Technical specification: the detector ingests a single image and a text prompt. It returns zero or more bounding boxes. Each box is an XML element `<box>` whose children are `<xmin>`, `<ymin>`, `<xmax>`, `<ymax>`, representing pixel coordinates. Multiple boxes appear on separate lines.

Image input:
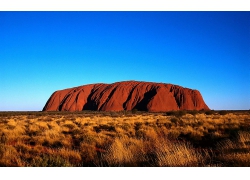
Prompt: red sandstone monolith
<box><xmin>43</xmin><ymin>81</ymin><xmax>210</xmax><ymax>112</ymax></box>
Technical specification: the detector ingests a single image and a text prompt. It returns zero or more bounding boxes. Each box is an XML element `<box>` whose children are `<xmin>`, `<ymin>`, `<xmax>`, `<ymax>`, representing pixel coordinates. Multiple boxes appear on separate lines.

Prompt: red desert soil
<box><xmin>43</xmin><ymin>81</ymin><xmax>210</xmax><ymax>112</ymax></box>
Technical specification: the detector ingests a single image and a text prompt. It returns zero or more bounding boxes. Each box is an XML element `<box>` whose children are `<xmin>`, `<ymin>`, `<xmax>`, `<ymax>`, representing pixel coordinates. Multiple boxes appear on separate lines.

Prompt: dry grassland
<box><xmin>0</xmin><ymin>110</ymin><xmax>250</xmax><ymax>167</ymax></box>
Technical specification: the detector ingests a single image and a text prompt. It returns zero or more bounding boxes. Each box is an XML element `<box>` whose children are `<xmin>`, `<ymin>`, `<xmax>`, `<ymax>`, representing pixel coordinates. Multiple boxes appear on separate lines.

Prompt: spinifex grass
<box><xmin>0</xmin><ymin>110</ymin><xmax>249</xmax><ymax>166</ymax></box>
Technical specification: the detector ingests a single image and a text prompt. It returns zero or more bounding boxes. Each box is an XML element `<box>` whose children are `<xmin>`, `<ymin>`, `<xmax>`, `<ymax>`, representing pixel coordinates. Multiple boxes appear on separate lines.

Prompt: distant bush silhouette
<box><xmin>204</xmin><ymin>110</ymin><xmax>215</xmax><ymax>115</ymax></box>
<box><xmin>218</xmin><ymin>110</ymin><xmax>228</xmax><ymax>115</ymax></box>
<box><xmin>132</xmin><ymin>109</ymin><xmax>138</xmax><ymax>114</ymax></box>
<box><xmin>166</xmin><ymin>110</ymin><xmax>186</xmax><ymax>117</ymax></box>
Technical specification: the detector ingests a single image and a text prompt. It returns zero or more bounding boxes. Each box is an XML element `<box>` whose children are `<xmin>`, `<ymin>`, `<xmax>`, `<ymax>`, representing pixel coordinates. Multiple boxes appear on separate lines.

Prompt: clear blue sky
<box><xmin>0</xmin><ymin>11</ymin><xmax>249</xmax><ymax>111</ymax></box>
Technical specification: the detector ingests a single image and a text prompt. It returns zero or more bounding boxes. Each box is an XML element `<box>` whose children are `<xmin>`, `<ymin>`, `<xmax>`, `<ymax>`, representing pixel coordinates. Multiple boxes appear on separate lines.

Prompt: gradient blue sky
<box><xmin>0</xmin><ymin>11</ymin><xmax>249</xmax><ymax>111</ymax></box>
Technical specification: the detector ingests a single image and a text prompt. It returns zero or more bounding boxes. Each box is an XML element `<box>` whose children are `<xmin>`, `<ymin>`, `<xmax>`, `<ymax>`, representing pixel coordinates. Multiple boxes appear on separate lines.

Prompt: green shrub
<box><xmin>30</xmin><ymin>154</ymin><xmax>72</xmax><ymax>167</ymax></box>
<box><xmin>187</xmin><ymin>110</ymin><xmax>199</xmax><ymax>116</ymax></box>
<box><xmin>170</xmin><ymin>117</ymin><xmax>179</xmax><ymax>124</ymax></box>
<box><xmin>218</xmin><ymin>111</ymin><xmax>228</xmax><ymax>115</ymax></box>
<box><xmin>132</xmin><ymin>109</ymin><xmax>138</xmax><ymax>114</ymax></box>
<box><xmin>166</xmin><ymin>111</ymin><xmax>186</xmax><ymax>118</ymax></box>
<box><xmin>94</xmin><ymin>125</ymin><xmax>116</xmax><ymax>133</ymax></box>
<box><xmin>204</xmin><ymin>110</ymin><xmax>215</xmax><ymax>115</ymax></box>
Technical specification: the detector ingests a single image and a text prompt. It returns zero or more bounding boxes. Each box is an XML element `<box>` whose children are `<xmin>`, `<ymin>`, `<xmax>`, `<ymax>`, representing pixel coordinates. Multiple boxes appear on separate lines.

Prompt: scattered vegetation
<box><xmin>0</xmin><ymin>110</ymin><xmax>250</xmax><ymax>167</ymax></box>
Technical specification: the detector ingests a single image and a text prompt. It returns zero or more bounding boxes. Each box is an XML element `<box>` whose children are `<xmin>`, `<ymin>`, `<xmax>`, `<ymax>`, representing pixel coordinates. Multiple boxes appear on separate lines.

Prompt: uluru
<box><xmin>42</xmin><ymin>81</ymin><xmax>210</xmax><ymax>112</ymax></box>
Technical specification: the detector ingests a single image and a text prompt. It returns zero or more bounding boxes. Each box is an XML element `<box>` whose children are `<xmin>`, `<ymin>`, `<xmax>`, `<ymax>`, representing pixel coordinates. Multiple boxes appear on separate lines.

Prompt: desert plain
<box><xmin>0</xmin><ymin>110</ymin><xmax>250</xmax><ymax>167</ymax></box>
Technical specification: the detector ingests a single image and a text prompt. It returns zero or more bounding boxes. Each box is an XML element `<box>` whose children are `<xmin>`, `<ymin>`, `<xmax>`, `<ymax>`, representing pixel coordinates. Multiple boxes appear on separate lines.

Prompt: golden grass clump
<box><xmin>154</xmin><ymin>139</ymin><xmax>202</xmax><ymax>167</ymax></box>
<box><xmin>216</xmin><ymin>131</ymin><xmax>250</xmax><ymax>166</ymax></box>
<box><xmin>0</xmin><ymin>144</ymin><xmax>23</xmax><ymax>166</ymax></box>
<box><xmin>102</xmin><ymin>136</ymin><xmax>147</xmax><ymax>166</ymax></box>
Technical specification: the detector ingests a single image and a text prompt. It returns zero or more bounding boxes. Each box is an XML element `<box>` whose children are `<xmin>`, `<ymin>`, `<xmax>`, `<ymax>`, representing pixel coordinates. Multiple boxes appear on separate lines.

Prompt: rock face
<box><xmin>43</xmin><ymin>81</ymin><xmax>210</xmax><ymax>112</ymax></box>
